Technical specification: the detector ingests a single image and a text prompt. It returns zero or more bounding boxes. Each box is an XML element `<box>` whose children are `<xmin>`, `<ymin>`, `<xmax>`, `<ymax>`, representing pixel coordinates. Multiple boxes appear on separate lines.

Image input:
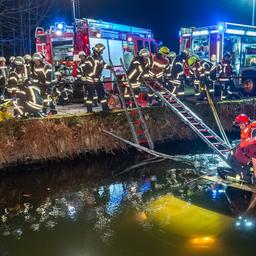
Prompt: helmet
<box><xmin>24</xmin><ymin>54</ymin><xmax>32</xmax><ymax>61</ymax></box>
<box><xmin>32</xmin><ymin>52</ymin><xmax>43</xmax><ymax>61</ymax></box>
<box><xmin>234</xmin><ymin>114</ymin><xmax>250</xmax><ymax>125</ymax></box>
<box><xmin>55</xmin><ymin>71</ymin><xmax>62</xmax><ymax>77</ymax></box>
<box><xmin>159</xmin><ymin>46</ymin><xmax>170</xmax><ymax>55</ymax></box>
<box><xmin>0</xmin><ymin>57</ymin><xmax>6</xmax><ymax>63</ymax></box>
<box><xmin>139</xmin><ymin>48</ymin><xmax>150</xmax><ymax>58</ymax></box>
<box><xmin>9</xmin><ymin>56</ymin><xmax>15</xmax><ymax>63</ymax></box>
<box><xmin>169</xmin><ymin>51</ymin><xmax>176</xmax><ymax>58</ymax></box>
<box><xmin>92</xmin><ymin>43</ymin><xmax>105</xmax><ymax>54</ymax></box>
<box><xmin>14</xmin><ymin>56</ymin><xmax>25</xmax><ymax>66</ymax></box>
<box><xmin>78</xmin><ymin>51</ymin><xmax>86</xmax><ymax>57</ymax></box>
<box><xmin>182</xmin><ymin>48</ymin><xmax>192</xmax><ymax>57</ymax></box>
<box><xmin>188</xmin><ymin>55</ymin><xmax>199</xmax><ymax>66</ymax></box>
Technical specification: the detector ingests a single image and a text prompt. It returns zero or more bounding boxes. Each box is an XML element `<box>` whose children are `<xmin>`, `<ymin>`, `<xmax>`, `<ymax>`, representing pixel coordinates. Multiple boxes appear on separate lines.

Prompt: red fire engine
<box><xmin>180</xmin><ymin>22</ymin><xmax>256</xmax><ymax>95</ymax></box>
<box><xmin>35</xmin><ymin>18</ymin><xmax>158</xmax><ymax>78</ymax></box>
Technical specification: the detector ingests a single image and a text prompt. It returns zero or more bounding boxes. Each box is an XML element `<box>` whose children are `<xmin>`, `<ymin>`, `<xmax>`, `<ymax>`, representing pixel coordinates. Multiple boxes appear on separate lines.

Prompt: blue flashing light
<box><xmin>57</xmin><ymin>23</ymin><xmax>64</xmax><ymax>30</ymax></box>
<box><xmin>218</xmin><ymin>25</ymin><xmax>224</xmax><ymax>32</ymax></box>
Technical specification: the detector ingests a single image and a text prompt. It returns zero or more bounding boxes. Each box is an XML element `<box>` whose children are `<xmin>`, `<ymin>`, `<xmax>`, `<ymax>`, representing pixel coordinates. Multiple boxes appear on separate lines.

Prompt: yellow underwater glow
<box><xmin>147</xmin><ymin>195</ymin><xmax>233</xmax><ymax>238</ymax></box>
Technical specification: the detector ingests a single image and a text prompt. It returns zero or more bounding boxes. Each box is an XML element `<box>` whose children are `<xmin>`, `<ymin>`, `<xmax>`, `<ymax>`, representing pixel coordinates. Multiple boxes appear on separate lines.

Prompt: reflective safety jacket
<box><xmin>77</xmin><ymin>60</ymin><xmax>86</xmax><ymax>80</ymax></box>
<box><xmin>127</xmin><ymin>56</ymin><xmax>151</xmax><ymax>88</ymax></box>
<box><xmin>7</xmin><ymin>69</ymin><xmax>27</xmax><ymax>92</ymax></box>
<box><xmin>0</xmin><ymin>66</ymin><xmax>9</xmax><ymax>88</ymax></box>
<box><xmin>217</xmin><ymin>60</ymin><xmax>233</xmax><ymax>81</ymax></box>
<box><xmin>149</xmin><ymin>53</ymin><xmax>170</xmax><ymax>81</ymax></box>
<box><xmin>169</xmin><ymin>55</ymin><xmax>186</xmax><ymax>86</ymax></box>
<box><xmin>240</xmin><ymin>122</ymin><xmax>256</xmax><ymax>142</ymax></box>
<box><xmin>31</xmin><ymin>61</ymin><xmax>53</xmax><ymax>87</ymax></box>
<box><xmin>83</xmin><ymin>54</ymin><xmax>110</xmax><ymax>84</ymax></box>
<box><xmin>192</xmin><ymin>60</ymin><xmax>212</xmax><ymax>81</ymax></box>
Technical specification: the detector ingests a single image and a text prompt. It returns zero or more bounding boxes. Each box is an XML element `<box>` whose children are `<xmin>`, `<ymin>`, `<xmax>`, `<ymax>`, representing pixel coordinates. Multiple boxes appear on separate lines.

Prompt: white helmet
<box><xmin>139</xmin><ymin>48</ymin><xmax>150</xmax><ymax>58</ymax></box>
<box><xmin>78</xmin><ymin>51</ymin><xmax>86</xmax><ymax>57</ymax></box>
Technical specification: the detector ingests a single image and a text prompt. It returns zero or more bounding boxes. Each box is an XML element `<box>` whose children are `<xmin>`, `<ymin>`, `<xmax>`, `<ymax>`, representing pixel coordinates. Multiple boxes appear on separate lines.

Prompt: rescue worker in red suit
<box><xmin>82</xmin><ymin>43</ymin><xmax>110</xmax><ymax>113</ymax></box>
<box><xmin>125</xmin><ymin>48</ymin><xmax>151</xmax><ymax>107</ymax></box>
<box><xmin>169</xmin><ymin>48</ymin><xmax>191</xmax><ymax>96</ymax></box>
<box><xmin>188</xmin><ymin>55</ymin><xmax>214</xmax><ymax>100</ymax></box>
<box><xmin>31</xmin><ymin>53</ymin><xmax>57</xmax><ymax>115</ymax></box>
<box><xmin>231</xmin><ymin>114</ymin><xmax>256</xmax><ymax>182</ymax></box>
<box><xmin>76</xmin><ymin>51</ymin><xmax>87</xmax><ymax>104</ymax></box>
<box><xmin>217</xmin><ymin>52</ymin><xmax>236</xmax><ymax>100</ymax></box>
<box><xmin>148</xmin><ymin>46</ymin><xmax>170</xmax><ymax>103</ymax></box>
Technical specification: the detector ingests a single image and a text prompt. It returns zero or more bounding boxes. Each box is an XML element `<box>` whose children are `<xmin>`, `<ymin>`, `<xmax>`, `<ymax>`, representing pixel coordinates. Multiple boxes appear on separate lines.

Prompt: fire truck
<box><xmin>180</xmin><ymin>22</ymin><xmax>256</xmax><ymax>95</ymax></box>
<box><xmin>35</xmin><ymin>18</ymin><xmax>158</xmax><ymax>79</ymax></box>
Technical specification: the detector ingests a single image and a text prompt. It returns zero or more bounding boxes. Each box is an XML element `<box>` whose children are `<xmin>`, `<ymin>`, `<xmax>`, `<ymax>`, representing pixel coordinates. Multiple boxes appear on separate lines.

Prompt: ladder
<box><xmin>147</xmin><ymin>82</ymin><xmax>232</xmax><ymax>162</ymax></box>
<box><xmin>109</xmin><ymin>59</ymin><xmax>154</xmax><ymax>150</ymax></box>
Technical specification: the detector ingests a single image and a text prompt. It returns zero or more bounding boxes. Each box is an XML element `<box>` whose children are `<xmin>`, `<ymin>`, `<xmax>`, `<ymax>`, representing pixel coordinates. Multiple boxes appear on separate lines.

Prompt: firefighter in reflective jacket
<box><xmin>148</xmin><ymin>46</ymin><xmax>170</xmax><ymax>102</ymax></box>
<box><xmin>125</xmin><ymin>48</ymin><xmax>151</xmax><ymax>105</ymax></box>
<box><xmin>217</xmin><ymin>52</ymin><xmax>236</xmax><ymax>100</ymax></box>
<box><xmin>31</xmin><ymin>53</ymin><xmax>57</xmax><ymax>114</ymax></box>
<box><xmin>188</xmin><ymin>55</ymin><xmax>214</xmax><ymax>100</ymax></box>
<box><xmin>24</xmin><ymin>54</ymin><xmax>32</xmax><ymax>80</ymax></box>
<box><xmin>82</xmin><ymin>43</ymin><xmax>110</xmax><ymax>113</ymax></box>
<box><xmin>169</xmin><ymin>48</ymin><xmax>191</xmax><ymax>96</ymax></box>
<box><xmin>7</xmin><ymin>56</ymin><xmax>43</xmax><ymax>117</ymax></box>
<box><xmin>0</xmin><ymin>57</ymin><xmax>8</xmax><ymax>99</ymax></box>
<box><xmin>76</xmin><ymin>51</ymin><xmax>87</xmax><ymax>103</ymax></box>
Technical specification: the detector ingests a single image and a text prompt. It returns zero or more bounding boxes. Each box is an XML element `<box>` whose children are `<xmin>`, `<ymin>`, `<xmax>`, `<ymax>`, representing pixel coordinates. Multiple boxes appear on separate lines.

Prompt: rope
<box><xmin>205</xmin><ymin>88</ymin><xmax>231</xmax><ymax>147</ymax></box>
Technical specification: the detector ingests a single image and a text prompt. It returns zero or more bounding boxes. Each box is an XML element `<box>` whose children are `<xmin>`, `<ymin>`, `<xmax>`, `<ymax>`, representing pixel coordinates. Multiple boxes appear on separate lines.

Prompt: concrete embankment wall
<box><xmin>1</xmin><ymin>99</ymin><xmax>256</xmax><ymax>169</ymax></box>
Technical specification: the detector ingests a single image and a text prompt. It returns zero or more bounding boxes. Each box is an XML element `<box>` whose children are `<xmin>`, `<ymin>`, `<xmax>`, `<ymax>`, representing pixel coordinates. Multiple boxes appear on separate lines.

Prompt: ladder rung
<box><xmin>174</xmin><ymin>104</ymin><xmax>182</xmax><ymax>108</ymax></box>
<box><xmin>213</xmin><ymin>142</ymin><xmax>223</xmax><ymax>146</ymax></box>
<box><xmin>133</xmin><ymin>120</ymin><xmax>141</xmax><ymax>125</ymax></box>
<box><xmin>199</xmin><ymin>129</ymin><xmax>208</xmax><ymax>132</ymax></box>
<box><xmin>136</xmin><ymin>130</ymin><xmax>145</xmax><ymax>135</ymax></box>
<box><xmin>130</xmin><ymin>110</ymin><xmax>138</xmax><ymax>115</ymax></box>
<box><xmin>169</xmin><ymin>100</ymin><xmax>177</xmax><ymax>103</ymax></box>
<box><xmin>186</xmin><ymin>116</ymin><xmax>194</xmax><ymax>120</ymax></box>
<box><xmin>220</xmin><ymin>150</ymin><xmax>230</xmax><ymax>153</ymax></box>
<box><xmin>205</xmin><ymin>135</ymin><xmax>216</xmax><ymax>139</ymax></box>
<box><xmin>191</xmin><ymin>122</ymin><xmax>200</xmax><ymax>125</ymax></box>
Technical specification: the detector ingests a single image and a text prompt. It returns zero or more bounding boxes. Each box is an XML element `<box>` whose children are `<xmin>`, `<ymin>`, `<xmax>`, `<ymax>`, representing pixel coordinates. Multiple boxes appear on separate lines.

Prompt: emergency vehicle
<box><xmin>180</xmin><ymin>22</ymin><xmax>256</xmax><ymax>95</ymax></box>
<box><xmin>35</xmin><ymin>18</ymin><xmax>158</xmax><ymax>79</ymax></box>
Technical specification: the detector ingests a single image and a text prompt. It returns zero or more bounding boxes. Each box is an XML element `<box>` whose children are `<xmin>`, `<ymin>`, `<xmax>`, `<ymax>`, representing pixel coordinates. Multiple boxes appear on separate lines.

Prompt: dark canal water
<box><xmin>1</xmin><ymin>142</ymin><xmax>256</xmax><ymax>256</ymax></box>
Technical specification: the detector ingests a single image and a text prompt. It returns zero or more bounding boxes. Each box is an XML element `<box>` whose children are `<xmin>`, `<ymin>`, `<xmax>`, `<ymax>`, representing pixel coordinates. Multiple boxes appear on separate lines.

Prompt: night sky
<box><xmin>55</xmin><ymin>0</ymin><xmax>253</xmax><ymax>51</ymax></box>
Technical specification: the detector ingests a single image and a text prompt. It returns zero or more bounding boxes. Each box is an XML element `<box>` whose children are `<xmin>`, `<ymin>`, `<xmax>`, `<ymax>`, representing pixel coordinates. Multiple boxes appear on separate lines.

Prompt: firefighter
<box><xmin>76</xmin><ymin>51</ymin><xmax>88</xmax><ymax>104</ymax></box>
<box><xmin>82</xmin><ymin>43</ymin><xmax>110</xmax><ymax>113</ymax></box>
<box><xmin>188</xmin><ymin>55</ymin><xmax>214</xmax><ymax>100</ymax></box>
<box><xmin>147</xmin><ymin>46</ymin><xmax>170</xmax><ymax>103</ymax></box>
<box><xmin>24</xmin><ymin>54</ymin><xmax>32</xmax><ymax>80</ymax></box>
<box><xmin>54</xmin><ymin>71</ymin><xmax>73</xmax><ymax>105</ymax></box>
<box><xmin>232</xmin><ymin>114</ymin><xmax>256</xmax><ymax>180</ymax></box>
<box><xmin>125</xmin><ymin>48</ymin><xmax>151</xmax><ymax>106</ymax></box>
<box><xmin>169</xmin><ymin>48</ymin><xmax>191</xmax><ymax>96</ymax></box>
<box><xmin>7</xmin><ymin>56</ymin><xmax>43</xmax><ymax>117</ymax></box>
<box><xmin>0</xmin><ymin>57</ymin><xmax>8</xmax><ymax>99</ymax></box>
<box><xmin>31</xmin><ymin>52</ymin><xmax>57</xmax><ymax>114</ymax></box>
<box><xmin>217</xmin><ymin>52</ymin><xmax>236</xmax><ymax>100</ymax></box>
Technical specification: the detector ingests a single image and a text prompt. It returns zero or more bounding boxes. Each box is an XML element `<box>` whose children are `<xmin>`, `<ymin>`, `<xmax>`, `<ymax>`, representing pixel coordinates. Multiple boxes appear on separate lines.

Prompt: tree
<box><xmin>0</xmin><ymin>0</ymin><xmax>54</xmax><ymax>57</ymax></box>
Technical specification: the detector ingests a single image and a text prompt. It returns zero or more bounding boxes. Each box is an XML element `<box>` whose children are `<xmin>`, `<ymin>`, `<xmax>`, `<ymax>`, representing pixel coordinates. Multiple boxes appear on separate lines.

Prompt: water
<box><xmin>0</xmin><ymin>145</ymin><xmax>256</xmax><ymax>256</ymax></box>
